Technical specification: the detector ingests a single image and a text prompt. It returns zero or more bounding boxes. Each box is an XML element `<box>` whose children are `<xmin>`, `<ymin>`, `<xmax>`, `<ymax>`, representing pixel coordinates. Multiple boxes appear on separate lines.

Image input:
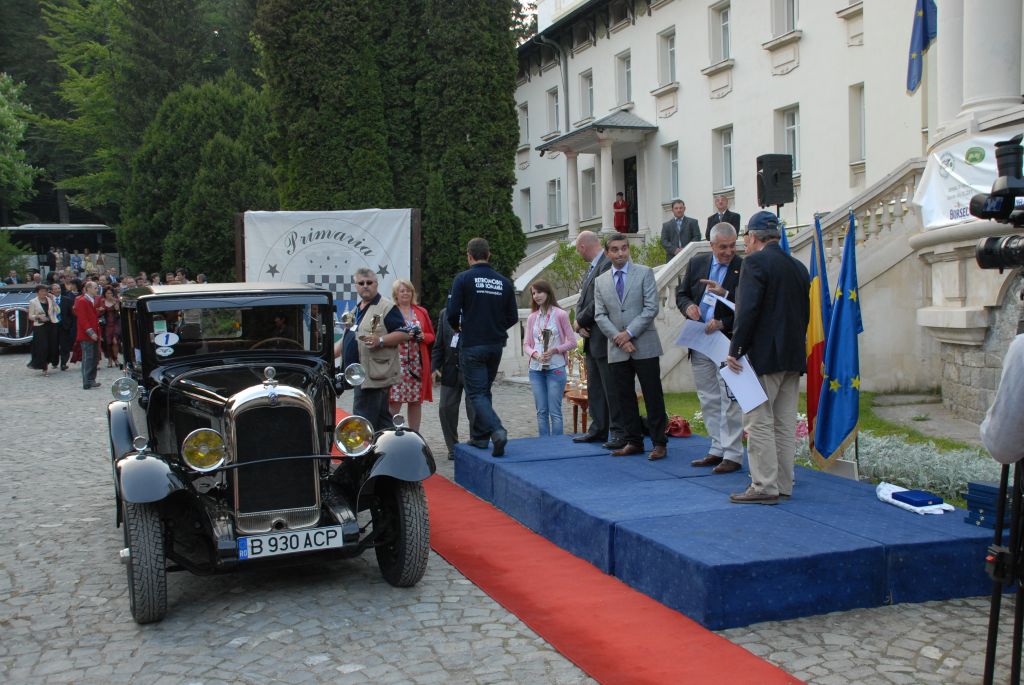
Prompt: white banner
<box><xmin>913</xmin><ymin>131</ymin><xmax>1023</xmax><ymax>230</ymax></box>
<box><xmin>243</xmin><ymin>210</ymin><xmax>412</xmax><ymax>310</ymax></box>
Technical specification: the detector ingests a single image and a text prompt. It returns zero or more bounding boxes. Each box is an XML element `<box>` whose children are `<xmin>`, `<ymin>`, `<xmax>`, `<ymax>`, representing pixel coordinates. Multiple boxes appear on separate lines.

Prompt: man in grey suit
<box><xmin>572</xmin><ymin>230</ymin><xmax>621</xmax><ymax>446</ymax></box>
<box><xmin>660</xmin><ymin>199</ymin><xmax>702</xmax><ymax>259</ymax></box>
<box><xmin>594</xmin><ymin>233</ymin><xmax>669</xmax><ymax>460</ymax></box>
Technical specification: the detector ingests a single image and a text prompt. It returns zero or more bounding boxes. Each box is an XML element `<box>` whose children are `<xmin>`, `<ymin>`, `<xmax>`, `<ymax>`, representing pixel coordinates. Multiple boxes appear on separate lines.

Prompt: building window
<box><xmin>518</xmin><ymin>103</ymin><xmax>529</xmax><ymax>146</ymax></box>
<box><xmin>664</xmin><ymin>143</ymin><xmax>679</xmax><ymax>201</ymax></box>
<box><xmin>658</xmin><ymin>30</ymin><xmax>676</xmax><ymax>85</ymax></box>
<box><xmin>715</xmin><ymin>126</ymin><xmax>734</xmax><ymax>189</ymax></box>
<box><xmin>710</xmin><ymin>3</ymin><xmax>731</xmax><ymax>62</ymax></box>
<box><xmin>849</xmin><ymin>83</ymin><xmax>865</xmax><ymax>162</ymax></box>
<box><xmin>546</xmin><ymin>88</ymin><xmax>559</xmax><ymax>134</ymax></box>
<box><xmin>581</xmin><ymin>168</ymin><xmax>597</xmax><ymax>219</ymax></box>
<box><xmin>616</xmin><ymin>51</ymin><xmax>632</xmax><ymax>104</ymax></box>
<box><xmin>772</xmin><ymin>0</ymin><xmax>798</xmax><ymax>36</ymax></box>
<box><xmin>547</xmin><ymin>179</ymin><xmax>563</xmax><ymax>226</ymax></box>
<box><xmin>776</xmin><ymin>105</ymin><xmax>800</xmax><ymax>171</ymax></box>
<box><xmin>580</xmin><ymin>70</ymin><xmax>594</xmax><ymax>119</ymax></box>
<box><xmin>520</xmin><ymin>188</ymin><xmax>533</xmax><ymax>231</ymax></box>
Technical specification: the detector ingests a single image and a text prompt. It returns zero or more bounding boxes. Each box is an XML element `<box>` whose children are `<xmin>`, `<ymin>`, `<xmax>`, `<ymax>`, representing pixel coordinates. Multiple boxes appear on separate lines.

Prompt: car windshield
<box><xmin>147</xmin><ymin>303</ymin><xmax>329</xmax><ymax>360</ymax></box>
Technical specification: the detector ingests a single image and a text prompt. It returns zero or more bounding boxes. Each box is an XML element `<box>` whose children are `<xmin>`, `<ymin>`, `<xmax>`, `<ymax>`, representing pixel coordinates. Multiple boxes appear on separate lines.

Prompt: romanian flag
<box><xmin>812</xmin><ymin>212</ymin><xmax>864</xmax><ymax>465</ymax></box>
<box><xmin>805</xmin><ymin>216</ymin><xmax>832</xmax><ymax>451</ymax></box>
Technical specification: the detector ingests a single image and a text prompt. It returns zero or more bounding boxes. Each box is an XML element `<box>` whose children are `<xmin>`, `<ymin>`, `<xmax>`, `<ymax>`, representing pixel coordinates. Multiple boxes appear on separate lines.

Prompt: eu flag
<box><xmin>812</xmin><ymin>212</ymin><xmax>863</xmax><ymax>464</ymax></box>
<box><xmin>805</xmin><ymin>216</ymin><xmax>832</xmax><ymax>453</ymax></box>
<box><xmin>907</xmin><ymin>0</ymin><xmax>937</xmax><ymax>94</ymax></box>
<box><xmin>779</xmin><ymin>220</ymin><xmax>791</xmax><ymax>255</ymax></box>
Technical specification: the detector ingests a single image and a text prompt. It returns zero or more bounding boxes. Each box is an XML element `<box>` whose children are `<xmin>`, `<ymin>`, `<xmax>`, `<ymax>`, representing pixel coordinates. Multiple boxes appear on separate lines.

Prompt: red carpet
<box><xmin>424</xmin><ymin>475</ymin><xmax>801</xmax><ymax>685</ymax></box>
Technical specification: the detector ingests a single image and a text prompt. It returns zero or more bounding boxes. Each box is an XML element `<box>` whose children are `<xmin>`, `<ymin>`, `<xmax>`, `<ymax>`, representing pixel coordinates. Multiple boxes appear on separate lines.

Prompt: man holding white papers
<box><xmin>726</xmin><ymin>212</ymin><xmax>810</xmax><ymax>505</ymax></box>
<box><xmin>676</xmin><ymin>223</ymin><xmax>745</xmax><ymax>474</ymax></box>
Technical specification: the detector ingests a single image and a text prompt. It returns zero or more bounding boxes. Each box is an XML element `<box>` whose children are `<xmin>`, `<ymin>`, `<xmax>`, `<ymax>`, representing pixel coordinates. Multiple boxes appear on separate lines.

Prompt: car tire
<box><xmin>123</xmin><ymin>501</ymin><xmax>168</xmax><ymax>624</ymax></box>
<box><xmin>373</xmin><ymin>480</ymin><xmax>429</xmax><ymax>587</ymax></box>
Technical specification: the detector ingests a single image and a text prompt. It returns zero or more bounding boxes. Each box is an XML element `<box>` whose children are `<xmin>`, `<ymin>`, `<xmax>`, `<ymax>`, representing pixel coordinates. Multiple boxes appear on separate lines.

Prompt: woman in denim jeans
<box><xmin>523</xmin><ymin>280</ymin><xmax>577</xmax><ymax>436</ymax></box>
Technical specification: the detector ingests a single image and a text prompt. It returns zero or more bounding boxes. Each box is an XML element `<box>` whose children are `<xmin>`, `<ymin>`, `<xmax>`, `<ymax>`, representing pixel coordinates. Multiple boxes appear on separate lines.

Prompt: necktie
<box><xmin>700</xmin><ymin>262</ymin><xmax>725</xmax><ymax>322</ymax></box>
<box><xmin>615</xmin><ymin>270</ymin><xmax>625</xmax><ymax>302</ymax></box>
<box><xmin>54</xmin><ymin>298</ymin><xmax>61</xmax><ymax>323</ymax></box>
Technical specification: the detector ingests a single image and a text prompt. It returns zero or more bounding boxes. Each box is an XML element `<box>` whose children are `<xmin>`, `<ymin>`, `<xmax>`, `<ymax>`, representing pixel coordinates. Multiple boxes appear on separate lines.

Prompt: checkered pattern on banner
<box><xmin>307</xmin><ymin>273</ymin><xmax>355</xmax><ymax>300</ymax></box>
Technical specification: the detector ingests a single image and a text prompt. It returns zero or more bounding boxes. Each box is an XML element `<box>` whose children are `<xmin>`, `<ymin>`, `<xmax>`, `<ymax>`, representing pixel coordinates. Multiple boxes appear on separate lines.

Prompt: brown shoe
<box><xmin>648</xmin><ymin>445</ymin><xmax>667</xmax><ymax>461</ymax></box>
<box><xmin>729</xmin><ymin>487</ymin><xmax>778</xmax><ymax>505</ymax></box>
<box><xmin>691</xmin><ymin>454</ymin><xmax>723</xmax><ymax>467</ymax></box>
<box><xmin>713</xmin><ymin>460</ymin><xmax>741</xmax><ymax>474</ymax></box>
<box><xmin>611</xmin><ymin>444</ymin><xmax>644</xmax><ymax>457</ymax></box>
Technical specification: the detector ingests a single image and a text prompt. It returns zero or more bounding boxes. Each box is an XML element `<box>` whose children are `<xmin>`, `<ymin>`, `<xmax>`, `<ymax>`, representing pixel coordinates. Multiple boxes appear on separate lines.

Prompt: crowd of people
<box><xmin>16</xmin><ymin>257</ymin><xmax>209</xmax><ymax>388</ymax></box>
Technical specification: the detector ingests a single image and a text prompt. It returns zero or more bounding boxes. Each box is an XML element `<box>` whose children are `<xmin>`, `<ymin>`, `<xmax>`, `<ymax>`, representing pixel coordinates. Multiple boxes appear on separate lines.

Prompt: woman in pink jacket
<box><xmin>523</xmin><ymin>279</ymin><xmax>577</xmax><ymax>436</ymax></box>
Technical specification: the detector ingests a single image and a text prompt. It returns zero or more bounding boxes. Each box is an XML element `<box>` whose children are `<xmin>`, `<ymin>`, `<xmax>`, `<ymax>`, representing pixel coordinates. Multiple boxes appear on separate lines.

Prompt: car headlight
<box><xmin>334</xmin><ymin>416</ymin><xmax>374</xmax><ymax>457</ymax></box>
<box><xmin>181</xmin><ymin>428</ymin><xmax>226</xmax><ymax>472</ymax></box>
<box><xmin>111</xmin><ymin>377</ymin><xmax>141</xmax><ymax>402</ymax></box>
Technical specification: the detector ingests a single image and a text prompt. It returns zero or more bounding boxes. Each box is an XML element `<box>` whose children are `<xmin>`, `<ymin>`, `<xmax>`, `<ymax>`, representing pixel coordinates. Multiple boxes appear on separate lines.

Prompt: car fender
<box><xmin>117</xmin><ymin>453</ymin><xmax>187</xmax><ymax>504</ymax></box>
<box><xmin>108</xmin><ymin>401</ymin><xmax>138</xmax><ymax>463</ymax></box>
<box><xmin>357</xmin><ymin>430</ymin><xmax>436</xmax><ymax>505</ymax></box>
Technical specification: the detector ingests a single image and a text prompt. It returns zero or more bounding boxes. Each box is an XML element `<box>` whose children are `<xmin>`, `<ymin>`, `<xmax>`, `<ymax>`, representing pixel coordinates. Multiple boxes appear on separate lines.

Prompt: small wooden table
<box><xmin>564</xmin><ymin>387</ymin><xmax>589</xmax><ymax>434</ymax></box>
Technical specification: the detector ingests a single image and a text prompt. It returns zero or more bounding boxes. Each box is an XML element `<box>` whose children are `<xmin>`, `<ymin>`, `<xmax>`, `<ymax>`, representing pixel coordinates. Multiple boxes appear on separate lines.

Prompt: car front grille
<box><xmin>232</xmin><ymin>404</ymin><xmax>320</xmax><ymax>534</ymax></box>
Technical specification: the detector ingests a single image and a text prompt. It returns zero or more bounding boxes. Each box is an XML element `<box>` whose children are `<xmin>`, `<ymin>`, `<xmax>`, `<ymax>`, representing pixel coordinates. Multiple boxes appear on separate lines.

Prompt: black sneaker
<box><xmin>491</xmin><ymin>429</ymin><xmax>508</xmax><ymax>457</ymax></box>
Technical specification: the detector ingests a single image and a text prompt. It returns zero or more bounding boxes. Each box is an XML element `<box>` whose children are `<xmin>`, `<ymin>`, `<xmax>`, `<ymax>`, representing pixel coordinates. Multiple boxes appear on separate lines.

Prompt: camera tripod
<box><xmin>984</xmin><ymin>463</ymin><xmax>1024</xmax><ymax>685</ymax></box>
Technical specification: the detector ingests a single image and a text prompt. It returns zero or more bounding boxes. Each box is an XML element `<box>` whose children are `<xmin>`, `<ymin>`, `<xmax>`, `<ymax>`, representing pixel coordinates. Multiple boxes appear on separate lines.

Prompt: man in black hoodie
<box><xmin>447</xmin><ymin>238</ymin><xmax>519</xmax><ymax>456</ymax></box>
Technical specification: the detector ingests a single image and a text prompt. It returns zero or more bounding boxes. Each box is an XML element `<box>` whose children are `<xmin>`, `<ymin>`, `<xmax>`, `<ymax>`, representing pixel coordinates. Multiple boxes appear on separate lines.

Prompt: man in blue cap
<box><xmin>725</xmin><ymin>211</ymin><xmax>809</xmax><ymax>504</ymax></box>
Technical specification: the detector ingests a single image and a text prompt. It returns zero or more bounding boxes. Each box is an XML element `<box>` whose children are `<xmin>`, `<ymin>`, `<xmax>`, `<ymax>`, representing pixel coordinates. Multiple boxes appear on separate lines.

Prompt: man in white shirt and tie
<box><xmin>660</xmin><ymin>199</ymin><xmax>701</xmax><ymax>259</ymax></box>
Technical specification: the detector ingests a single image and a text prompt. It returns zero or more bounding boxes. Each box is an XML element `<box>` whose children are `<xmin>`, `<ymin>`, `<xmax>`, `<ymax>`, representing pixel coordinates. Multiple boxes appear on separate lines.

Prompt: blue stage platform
<box><xmin>453</xmin><ymin>434</ymin><xmax>993</xmax><ymax>630</ymax></box>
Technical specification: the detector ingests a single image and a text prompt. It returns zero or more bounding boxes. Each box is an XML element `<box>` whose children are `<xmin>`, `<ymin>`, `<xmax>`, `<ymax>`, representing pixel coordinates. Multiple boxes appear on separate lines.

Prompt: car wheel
<box><xmin>373</xmin><ymin>480</ymin><xmax>429</xmax><ymax>587</ymax></box>
<box><xmin>123</xmin><ymin>501</ymin><xmax>167</xmax><ymax>624</ymax></box>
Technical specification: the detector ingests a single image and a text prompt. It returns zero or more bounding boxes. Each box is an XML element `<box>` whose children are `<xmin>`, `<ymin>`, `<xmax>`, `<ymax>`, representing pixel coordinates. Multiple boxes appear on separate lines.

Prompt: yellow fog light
<box><xmin>334</xmin><ymin>416</ymin><xmax>374</xmax><ymax>457</ymax></box>
<box><xmin>181</xmin><ymin>428</ymin><xmax>226</xmax><ymax>472</ymax></box>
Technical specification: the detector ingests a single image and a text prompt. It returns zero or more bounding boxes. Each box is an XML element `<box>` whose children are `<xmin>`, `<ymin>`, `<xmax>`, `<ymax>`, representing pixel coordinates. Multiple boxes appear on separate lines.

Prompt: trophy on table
<box><xmin>540</xmin><ymin>329</ymin><xmax>552</xmax><ymax>370</ymax></box>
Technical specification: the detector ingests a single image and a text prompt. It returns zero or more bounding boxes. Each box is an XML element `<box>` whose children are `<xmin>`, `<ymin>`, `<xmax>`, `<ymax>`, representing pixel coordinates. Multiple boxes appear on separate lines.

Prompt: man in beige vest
<box><xmin>334</xmin><ymin>267</ymin><xmax>410</xmax><ymax>430</ymax></box>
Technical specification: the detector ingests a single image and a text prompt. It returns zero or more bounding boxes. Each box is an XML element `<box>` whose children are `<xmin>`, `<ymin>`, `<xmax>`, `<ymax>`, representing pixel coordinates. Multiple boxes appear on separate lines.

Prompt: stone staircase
<box><xmin>501</xmin><ymin>156</ymin><xmax>935</xmax><ymax>392</ymax></box>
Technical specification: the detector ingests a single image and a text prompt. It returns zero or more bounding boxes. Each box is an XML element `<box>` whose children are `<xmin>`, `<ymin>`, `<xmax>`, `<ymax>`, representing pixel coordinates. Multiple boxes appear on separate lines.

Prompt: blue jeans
<box><xmin>460</xmin><ymin>344</ymin><xmax>504</xmax><ymax>438</ymax></box>
<box><xmin>529</xmin><ymin>367</ymin><xmax>568</xmax><ymax>436</ymax></box>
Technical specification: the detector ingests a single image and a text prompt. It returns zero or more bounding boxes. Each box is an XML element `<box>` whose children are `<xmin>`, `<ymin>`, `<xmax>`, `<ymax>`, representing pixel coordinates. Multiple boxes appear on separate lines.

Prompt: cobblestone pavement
<box><xmin>0</xmin><ymin>347</ymin><xmax>1016</xmax><ymax>684</ymax></box>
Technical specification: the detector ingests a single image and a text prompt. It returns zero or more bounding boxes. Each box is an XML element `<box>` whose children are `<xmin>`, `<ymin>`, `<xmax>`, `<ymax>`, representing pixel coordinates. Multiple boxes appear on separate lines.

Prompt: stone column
<box><xmin>600</xmin><ymin>139</ymin><xmax>614</xmax><ymax>232</ymax></box>
<box><xmin>935</xmin><ymin>0</ymin><xmax>963</xmax><ymax>127</ymax></box>
<box><xmin>960</xmin><ymin>0</ymin><xmax>1023</xmax><ymax>117</ymax></box>
<box><xmin>565</xmin><ymin>151</ymin><xmax>580</xmax><ymax>240</ymax></box>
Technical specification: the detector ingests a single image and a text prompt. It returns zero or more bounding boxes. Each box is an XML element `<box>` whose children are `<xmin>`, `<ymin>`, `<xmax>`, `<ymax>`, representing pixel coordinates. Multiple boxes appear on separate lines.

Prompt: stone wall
<box><xmin>942</xmin><ymin>275</ymin><xmax>1024</xmax><ymax>423</ymax></box>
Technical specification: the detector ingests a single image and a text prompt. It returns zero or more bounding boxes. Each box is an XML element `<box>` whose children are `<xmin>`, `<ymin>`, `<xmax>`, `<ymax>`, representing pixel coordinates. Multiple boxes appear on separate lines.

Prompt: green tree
<box><xmin>256</xmin><ymin>0</ymin><xmax>394</xmax><ymax>210</ymax></box>
<box><xmin>0</xmin><ymin>74</ymin><xmax>40</xmax><ymax>218</ymax></box>
<box><xmin>165</xmin><ymin>131</ymin><xmax>276</xmax><ymax>281</ymax></box>
<box><xmin>417</xmin><ymin>0</ymin><xmax>525</xmax><ymax>313</ymax></box>
<box><xmin>120</xmin><ymin>72</ymin><xmax>272</xmax><ymax>272</ymax></box>
<box><xmin>0</xmin><ymin>229</ymin><xmax>31</xmax><ymax>277</ymax></box>
<box><xmin>546</xmin><ymin>241</ymin><xmax>587</xmax><ymax>294</ymax></box>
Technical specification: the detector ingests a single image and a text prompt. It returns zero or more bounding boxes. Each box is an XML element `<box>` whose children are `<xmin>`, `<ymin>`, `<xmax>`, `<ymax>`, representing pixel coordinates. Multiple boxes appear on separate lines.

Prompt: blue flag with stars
<box><xmin>779</xmin><ymin>219</ymin><xmax>791</xmax><ymax>255</ymax></box>
<box><xmin>812</xmin><ymin>212</ymin><xmax>863</xmax><ymax>463</ymax></box>
<box><xmin>906</xmin><ymin>0</ymin><xmax>937</xmax><ymax>94</ymax></box>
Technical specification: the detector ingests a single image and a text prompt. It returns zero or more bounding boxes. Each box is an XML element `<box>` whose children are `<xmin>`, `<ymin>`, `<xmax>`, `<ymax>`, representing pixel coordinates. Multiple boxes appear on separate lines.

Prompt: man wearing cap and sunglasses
<box><xmin>725</xmin><ymin>211</ymin><xmax>809</xmax><ymax>505</ymax></box>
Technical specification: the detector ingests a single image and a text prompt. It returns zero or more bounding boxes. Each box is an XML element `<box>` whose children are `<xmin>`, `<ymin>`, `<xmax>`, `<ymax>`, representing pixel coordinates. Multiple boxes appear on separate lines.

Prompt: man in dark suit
<box><xmin>431</xmin><ymin>306</ymin><xmax>477</xmax><ymax>460</ymax></box>
<box><xmin>572</xmin><ymin>230</ymin><xmax>621</xmax><ymax>446</ymax></box>
<box><xmin>660</xmin><ymin>199</ymin><xmax>701</xmax><ymax>260</ymax></box>
<box><xmin>53</xmin><ymin>280</ymin><xmax>78</xmax><ymax>370</ymax></box>
<box><xmin>594</xmin><ymin>233</ymin><xmax>668</xmax><ymax>461</ymax></box>
<box><xmin>725</xmin><ymin>212</ymin><xmax>810</xmax><ymax>504</ymax></box>
<box><xmin>676</xmin><ymin>223</ymin><xmax>744</xmax><ymax>474</ymax></box>
<box><xmin>705</xmin><ymin>194</ymin><xmax>741</xmax><ymax>240</ymax></box>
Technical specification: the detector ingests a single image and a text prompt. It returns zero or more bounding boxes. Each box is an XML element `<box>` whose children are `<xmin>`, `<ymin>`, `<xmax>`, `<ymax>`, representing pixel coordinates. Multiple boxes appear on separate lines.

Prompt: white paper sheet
<box><xmin>714</xmin><ymin>294</ymin><xmax>735</xmax><ymax>310</ymax></box>
<box><xmin>718</xmin><ymin>356</ymin><xmax>768</xmax><ymax>412</ymax></box>
<box><xmin>674</xmin><ymin>319</ymin><xmax>731</xmax><ymax>363</ymax></box>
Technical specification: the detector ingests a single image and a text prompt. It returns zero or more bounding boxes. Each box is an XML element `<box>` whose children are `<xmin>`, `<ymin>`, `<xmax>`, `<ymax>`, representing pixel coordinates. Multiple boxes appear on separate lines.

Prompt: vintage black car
<box><xmin>107</xmin><ymin>283</ymin><xmax>435</xmax><ymax>623</ymax></box>
<box><xmin>0</xmin><ymin>284</ymin><xmax>36</xmax><ymax>346</ymax></box>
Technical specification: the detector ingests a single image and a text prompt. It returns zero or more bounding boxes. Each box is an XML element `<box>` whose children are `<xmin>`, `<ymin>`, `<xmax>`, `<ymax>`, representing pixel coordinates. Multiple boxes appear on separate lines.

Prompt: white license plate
<box><xmin>0</xmin><ymin>326</ymin><xmax>7</xmax><ymax>335</ymax></box>
<box><xmin>237</xmin><ymin>526</ymin><xmax>345</xmax><ymax>560</ymax></box>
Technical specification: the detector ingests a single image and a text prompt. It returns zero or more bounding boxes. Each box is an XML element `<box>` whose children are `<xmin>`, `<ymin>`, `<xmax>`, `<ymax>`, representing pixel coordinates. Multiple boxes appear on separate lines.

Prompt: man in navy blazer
<box><xmin>676</xmin><ymin>223</ymin><xmax>744</xmax><ymax>473</ymax></box>
<box><xmin>572</xmin><ymin>230</ymin><xmax>622</xmax><ymax>446</ymax></box>
<box><xmin>705</xmin><ymin>194</ymin><xmax>741</xmax><ymax>240</ymax></box>
<box><xmin>725</xmin><ymin>212</ymin><xmax>810</xmax><ymax>504</ymax></box>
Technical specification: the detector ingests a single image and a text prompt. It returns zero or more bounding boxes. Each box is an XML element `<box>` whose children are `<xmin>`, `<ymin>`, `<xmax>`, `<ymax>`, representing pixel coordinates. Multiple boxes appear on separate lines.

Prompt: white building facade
<box><xmin>515</xmin><ymin>0</ymin><xmax>926</xmax><ymax>241</ymax></box>
<box><xmin>509</xmin><ymin>0</ymin><xmax>1024</xmax><ymax>421</ymax></box>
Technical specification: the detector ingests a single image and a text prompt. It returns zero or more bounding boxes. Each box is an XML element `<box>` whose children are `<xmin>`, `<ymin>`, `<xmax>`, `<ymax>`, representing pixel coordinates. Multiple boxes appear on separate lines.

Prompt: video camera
<box><xmin>971</xmin><ymin>133</ymin><xmax>1024</xmax><ymax>271</ymax></box>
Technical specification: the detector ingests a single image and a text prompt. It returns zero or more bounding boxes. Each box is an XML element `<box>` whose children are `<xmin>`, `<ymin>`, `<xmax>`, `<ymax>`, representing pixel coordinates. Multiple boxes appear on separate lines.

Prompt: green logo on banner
<box><xmin>965</xmin><ymin>147</ymin><xmax>985</xmax><ymax>165</ymax></box>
